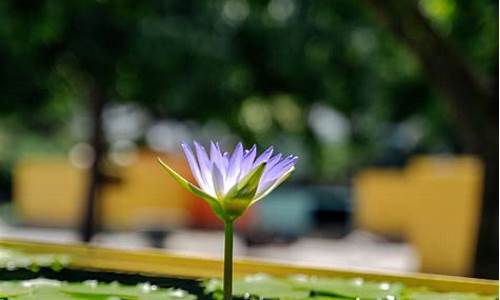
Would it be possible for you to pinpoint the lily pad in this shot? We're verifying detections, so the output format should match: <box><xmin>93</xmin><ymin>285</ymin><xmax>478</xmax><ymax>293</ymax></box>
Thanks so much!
<box><xmin>0</xmin><ymin>279</ymin><xmax>70</xmax><ymax>300</ymax></box>
<box><xmin>0</xmin><ymin>283</ymin><xmax>31</xmax><ymax>297</ymax></box>
<box><xmin>406</xmin><ymin>289</ymin><xmax>498</xmax><ymax>300</ymax></box>
<box><xmin>205</xmin><ymin>274</ymin><xmax>310</xmax><ymax>299</ymax></box>
<box><xmin>204</xmin><ymin>274</ymin><xmax>406</xmax><ymax>299</ymax></box>
<box><xmin>13</xmin><ymin>287</ymin><xmax>82</xmax><ymax>300</ymax></box>
<box><xmin>61</xmin><ymin>281</ymin><xmax>196</xmax><ymax>300</ymax></box>
<box><xmin>288</xmin><ymin>275</ymin><xmax>404</xmax><ymax>300</ymax></box>
<box><xmin>0</xmin><ymin>278</ymin><xmax>196</xmax><ymax>300</ymax></box>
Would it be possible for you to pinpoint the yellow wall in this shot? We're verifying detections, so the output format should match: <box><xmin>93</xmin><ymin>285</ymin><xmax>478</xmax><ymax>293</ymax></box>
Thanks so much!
<box><xmin>13</xmin><ymin>150</ymin><xmax>197</xmax><ymax>230</ymax></box>
<box><xmin>354</xmin><ymin>156</ymin><xmax>483</xmax><ymax>276</ymax></box>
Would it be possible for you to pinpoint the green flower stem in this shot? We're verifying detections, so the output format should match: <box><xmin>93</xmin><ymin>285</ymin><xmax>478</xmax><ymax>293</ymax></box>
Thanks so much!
<box><xmin>223</xmin><ymin>219</ymin><xmax>234</xmax><ymax>300</ymax></box>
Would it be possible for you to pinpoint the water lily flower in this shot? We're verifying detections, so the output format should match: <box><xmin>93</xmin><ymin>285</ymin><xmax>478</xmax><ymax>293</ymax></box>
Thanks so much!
<box><xmin>158</xmin><ymin>141</ymin><xmax>298</xmax><ymax>300</ymax></box>
<box><xmin>158</xmin><ymin>141</ymin><xmax>298</xmax><ymax>221</ymax></box>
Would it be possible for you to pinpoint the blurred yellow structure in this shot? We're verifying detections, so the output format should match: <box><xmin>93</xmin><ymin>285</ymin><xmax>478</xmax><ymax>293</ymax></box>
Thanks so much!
<box><xmin>355</xmin><ymin>156</ymin><xmax>483</xmax><ymax>277</ymax></box>
<box><xmin>14</xmin><ymin>150</ymin><xmax>197</xmax><ymax>230</ymax></box>
<box><xmin>15</xmin><ymin>152</ymin><xmax>484</xmax><ymax>276</ymax></box>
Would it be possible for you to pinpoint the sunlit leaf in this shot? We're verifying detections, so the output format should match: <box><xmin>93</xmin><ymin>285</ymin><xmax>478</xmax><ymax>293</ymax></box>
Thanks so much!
<box><xmin>204</xmin><ymin>274</ymin><xmax>310</xmax><ymax>299</ymax></box>
<box><xmin>223</xmin><ymin>163</ymin><xmax>266</xmax><ymax>218</ymax></box>
<box><xmin>0</xmin><ymin>279</ymin><xmax>196</xmax><ymax>300</ymax></box>
<box><xmin>406</xmin><ymin>289</ymin><xmax>498</xmax><ymax>300</ymax></box>
<box><xmin>158</xmin><ymin>158</ymin><xmax>225</xmax><ymax>219</ymax></box>
<box><xmin>289</xmin><ymin>275</ymin><xmax>404</xmax><ymax>299</ymax></box>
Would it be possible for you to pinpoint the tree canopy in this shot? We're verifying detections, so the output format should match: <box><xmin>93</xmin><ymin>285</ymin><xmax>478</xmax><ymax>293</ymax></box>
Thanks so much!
<box><xmin>0</xmin><ymin>0</ymin><xmax>496</xmax><ymax>180</ymax></box>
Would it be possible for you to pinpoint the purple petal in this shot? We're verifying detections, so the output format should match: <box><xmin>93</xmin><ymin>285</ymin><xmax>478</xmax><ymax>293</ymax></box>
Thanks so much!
<box><xmin>209</xmin><ymin>141</ymin><xmax>220</xmax><ymax>163</ymax></box>
<box><xmin>212</xmin><ymin>163</ymin><xmax>226</xmax><ymax>198</ymax></box>
<box><xmin>258</xmin><ymin>155</ymin><xmax>297</xmax><ymax>194</ymax></box>
<box><xmin>257</xmin><ymin>154</ymin><xmax>281</xmax><ymax>188</ymax></box>
<box><xmin>265</xmin><ymin>153</ymin><xmax>282</xmax><ymax>170</ymax></box>
<box><xmin>253</xmin><ymin>146</ymin><xmax>273</xmax><ymax>167</ymax></box>
<box><xmin>257</xmin><ymin>178</ymin><xmax>275</xmax><ymax>194</ymax></box>
<box><xmin>226</xmin><ymin>142</ymin><xmax>244</xmax><ymax>186</ymax></box>
<box><xmin>255</xmin><ymin>166</ymin><xmax>295</xmax><ymax>201</ymax></box>
<box><xmin>222</xmin><ymin>152</ymin><xmax>229</xmax><ymax>170</ymax></box>
<box><xmin>238</xmin><ymin>145</ymin><xmax>257</xmax><ymax>179</ymax></box>
<box><xmin>194</xmin><ymin>141</ymin><xmax>211</xmax><ymax>172</ymax></box>
<box><xmin>181</xmin><ymin>143</ymin><xmax>205</xmax><ymax>188</ymax></box>
<box><xmin>262</xmin><ymin>155</ymin><xmax>297</xmax><ymax>183</ymax></box>
<box><xmin>193</xmin><ymin>141</ymin><xmax>214</xmax><ymax>193</ymax></box>
<box><xmin>257</xmin><ymin>153</ymin><xmax>282</xmax><ymax>188</ymax></box>
<box><xmin>210</xmin><ymin>141</ymin><xmax>226</xmax><ymax>176</ymax></box>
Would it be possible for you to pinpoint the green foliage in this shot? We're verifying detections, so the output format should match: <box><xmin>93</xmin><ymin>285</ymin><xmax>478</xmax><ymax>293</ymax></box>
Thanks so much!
<box><xmin>0</xmin><ymin>0</ymin><xmax>497</xmax><ymax>181</ymax></box>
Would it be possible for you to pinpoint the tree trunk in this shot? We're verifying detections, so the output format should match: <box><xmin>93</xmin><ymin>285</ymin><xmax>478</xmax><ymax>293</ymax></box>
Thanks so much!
<box><xmin>80</xmin><ymin>87</ymin><xmax>107</xmax><ymax>243</ymax></box>
<box><xmin>361</xmin><ymin>0</ymin><xmax>498</xmax><ymax>278</ymax></box>
<box><xmin>474</xmin><ymin>147</ymin><xmax>499</xmax><ymax>278</ymax></box>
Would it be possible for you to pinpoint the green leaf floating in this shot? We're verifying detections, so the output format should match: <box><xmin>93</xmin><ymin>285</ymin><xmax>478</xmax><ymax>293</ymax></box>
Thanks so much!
<box><xmin>206</xmin><ymin>274</ymin><xmax>498</xmax><ymax>300</ymax></box>
<box><xmin>406</xmin><ymin>289</ymin><xmax>498</xmax><ymax>300</ymax></box>
<box><xmin>205</xmin><ymin>274</ymin><xmax>405</xmax><ymax>300</ymax></box>
<box><xmin>60</xmin><ymin>280</ymin><xmax>196</xmax><ymax>300</ymax></box>
<box><xmin>0</xmin><ymin>279</ymin><xmax>72</xmax><ymax>300</ymax></box>
<box><xmin>205</xmin><ymin>274</ymin><xmax>310</xmax><ymax>299</ymax></box>
<box><xmin>0</xmin><ymin>282</ymin><xmax>31</xmax><ymax>298</ymax></box>
<box><xmin>289</xmin><ymin>275</ymin><xmax>404</xmax><ymax>299</ymax></box>
<box><xmin>0</xmin><ymin>278</ymin><xmax>196</xmax><ymax>300</ymax></box>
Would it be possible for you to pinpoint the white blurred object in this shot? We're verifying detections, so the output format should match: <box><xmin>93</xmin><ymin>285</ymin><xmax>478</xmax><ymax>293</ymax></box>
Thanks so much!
<box><xmin>222</xmin><ymin>0</ymin><xmax>250</xmax><ymax>24</ymax></box>
<box><xmin>68</xmin><ymin>143</ymin><xmax>94</xmax><ymax>169</ymax></box>
<box><xmin>103</xmin><ymin>104</ymin><xmax>150</xmax><ymax>143</ymax></box>
<box><xmin>308</xmin><ymin>104</ymin><xmax>350</xmax><ymax>144</ymax></box>
<box><xmin>268</xmin><ymin>0</ymin><xmax>295</xmax><ymax>22</ymax></box>
<box><xmin>146</xmin><ymin>121</ymin><xmax>192</xmax><ymax>152</ymax></box>
<box><xmin>163</xmin><ymin>230</ymin><xmax>247</xmax><ymax>258</ymax></box>
<box><xmin>0</xmin><ymin>220</ymin><xmax>78</xmax><ymax>244</ymax></box>
<box><xmin>248</xmin><ymin>230</ymin><xmax>420</xmax><ymax>273</ymax></box>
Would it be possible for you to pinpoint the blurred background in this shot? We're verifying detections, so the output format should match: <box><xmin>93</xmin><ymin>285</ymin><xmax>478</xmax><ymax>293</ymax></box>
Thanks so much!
<box><xmin>0</xmin><ymin>0</ymin><xmax>497</xmax><ymax>279</ymax></box>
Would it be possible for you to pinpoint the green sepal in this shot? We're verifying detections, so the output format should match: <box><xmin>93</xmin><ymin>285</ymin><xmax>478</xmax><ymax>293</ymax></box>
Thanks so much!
<box><xmin>222</xmin><ymin>162</ymin><xmax>266</xmax><ymax>219</ymax></box>
<box><xmin>157</xmin><ymin>158</ymin><xmax>225</xmax><ymax>220</ymax></box>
